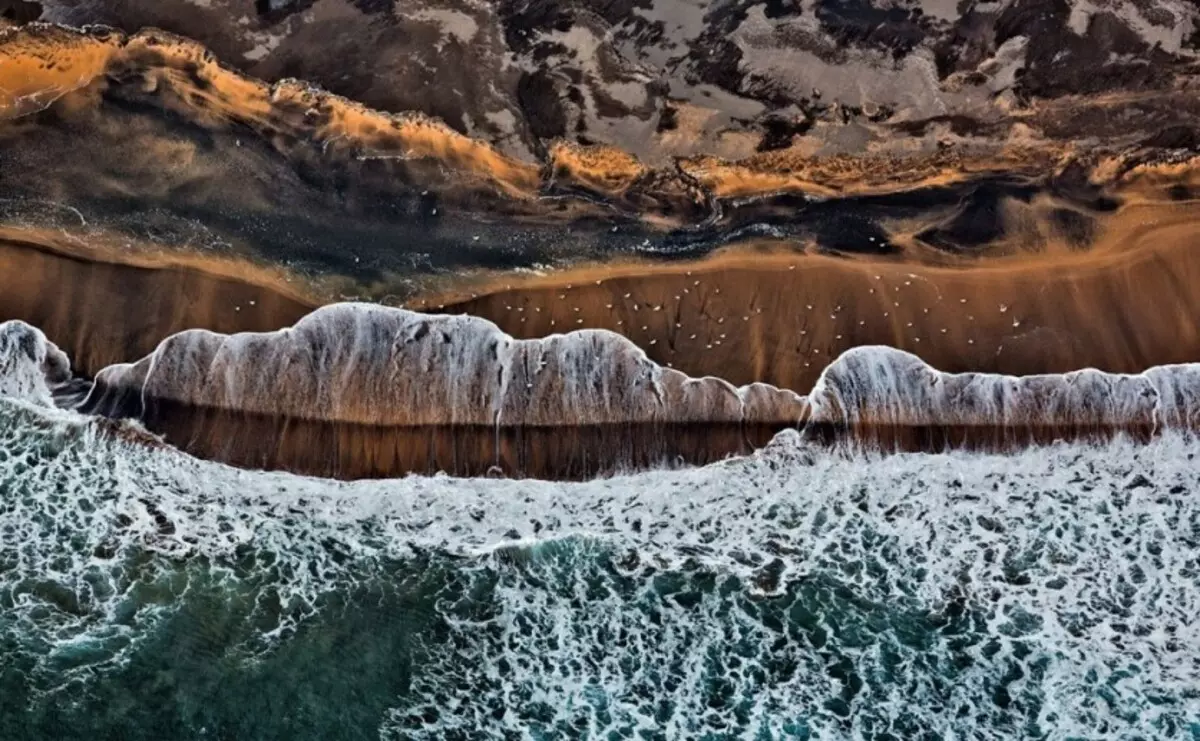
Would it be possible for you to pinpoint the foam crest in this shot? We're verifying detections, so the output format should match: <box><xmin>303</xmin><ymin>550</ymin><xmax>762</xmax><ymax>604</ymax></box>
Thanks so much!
<box><xmin>53</xmin><ymin>308</ymin><xmax>1200</xmax><ymax>477</ymax></box>
<box><xmin>0</xmin><ymin>320</ymin><xmax>70</xmax><ymax>406</ymax></box>
<box><xmin>809</xmin><ymin>345</ymin><xmax>1200</xmax><ymax>432</ymax></box>
<box><xmin>86</xmin><ymin>303</ymin><xmax>806</xmax><ymax>428</ymax></box>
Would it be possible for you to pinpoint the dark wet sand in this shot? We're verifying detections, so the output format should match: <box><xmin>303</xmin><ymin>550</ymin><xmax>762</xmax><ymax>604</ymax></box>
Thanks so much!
<box><xmin>804</xmin><ymin>422</ymin><xmax>1161</xmax><ymax>454</ymax></box>
<box><xmin>79</xmin><ymin>393</ymin><xmax>1177</xmax><ymax>481</ymax></box>
<box><xmin>81</xmin><ymin>396</ymin><xmax>793</xmax><ymax>480</ymax></box>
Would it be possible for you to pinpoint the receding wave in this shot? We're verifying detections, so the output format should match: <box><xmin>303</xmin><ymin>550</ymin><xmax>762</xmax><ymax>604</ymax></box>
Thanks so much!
<box><xmin>0</xmin><ymin>319</ymin><xmax>70</xmax><ymax>405</ymax></box>
<box><xmin>806</xmin><ymin>345</ymin><xmax>1200</xmax><ymax>449</ymax></box>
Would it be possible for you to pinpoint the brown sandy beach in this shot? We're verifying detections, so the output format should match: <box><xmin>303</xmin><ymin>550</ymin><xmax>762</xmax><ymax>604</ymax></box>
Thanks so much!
<box><xmin>0</xmin><ymin>227</ymin><xmax>317</xmax><ymax>376</ymax></box>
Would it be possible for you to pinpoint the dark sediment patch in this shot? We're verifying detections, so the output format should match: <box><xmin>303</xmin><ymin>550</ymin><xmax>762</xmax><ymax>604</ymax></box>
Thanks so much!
<box><xmin>1166</xmin><ymin>184</ymin><xmax>1194</xmax><ymax>201</ymax></box>
<box><xmin>1142</xmin><ymin>125</ymin><xmax>1200</xmax><ymax>152</ymax></box>
<box><xmin>756</xmin><ymin>114</ymin><xmax>814</xmax><ymax>153</ymax></box>
<box><xmin>810</xmin><ymin>213</ymin><xmax>894</xmax><ymax>254</ymax></box>
<box><xmin>0</xmin><ymin>1</ymin><xmax>41</xmax><ymax>24</ymax></box>
<box><xmin>997</xmin><ymin>2</ymin><xmax>1176</xmax><ymax>101</ymax></box>
<box><xmin>813</xmin><ymin>0</ymin><xmax>930</xmax><ymax>59</ymax></box>
<box><xmin>517</xmin><ymin>67</ymin><xmax>568</xmax><ymax>142</ymax></box>
<box><xmin>1047</xmin><ymin>208</ymin><xmax>1097</xmax><ymax>249</ymax></box>
<box><xmin>915</xmin><ymin>182</ymin><xmax>1038</xmax><ymax>252</ymax></box>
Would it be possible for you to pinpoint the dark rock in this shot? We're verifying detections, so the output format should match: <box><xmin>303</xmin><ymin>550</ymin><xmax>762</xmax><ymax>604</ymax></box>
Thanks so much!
<box><xmin>517</xmin><ymin>68</ymin><xmax>567</xmax><ymax>141</ymax></box>
<box><xmin>1124</xmin><ymin>474</ymin><xmax>1153</xmax><ymax>490</ymax></box>
<box><xmin>815</xmin><ymin>0</ymin><xmax>931</xmax><ymax>59</ymax></box>
<box><xmin>917</xmin><ymin>182</ymin><xmax>1036</xmax><ymax>252</ymax></box>
<box><xmin>0</xmin><ymin>0</ymin><xmax>41</xmax><ymax>22</ymax></box>
<box><xmin>1142</xmin><ymin>126</ymin><xmax>1200</xmax><ymax>151</ymax></box>
<box><xmin>756</xmin><ymin>114</ymin><xmax>814</xmax><ymax>152</ymax></box>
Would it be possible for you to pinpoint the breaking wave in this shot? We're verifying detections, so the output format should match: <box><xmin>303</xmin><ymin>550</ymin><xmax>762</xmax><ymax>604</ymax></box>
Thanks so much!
<box><xmin>59</xmin><ymin>302</ymin><xmax>1200</xmax><ymax>478</ymax></box>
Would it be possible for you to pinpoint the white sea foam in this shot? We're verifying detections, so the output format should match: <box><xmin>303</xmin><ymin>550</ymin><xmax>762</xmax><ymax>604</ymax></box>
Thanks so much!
<box><xmin>1</xmin><ymin>395</ymin><xmax>1199</xmax><ymax>738</ymax></box>
<box><xmin>5</xmin><ymin>317</ymin><xmax>1200</xmax><ymax>737</ymax></box>
<box><xmin>0</xmin><ymin>320</ymin><xmax>70</xmax><ymax>407</ymax></box>
<box><xmin>81</xmin><ymin>305</ymin><xmax>1200</xmax><ymax>448</ymax></box>
<box><xmin>810</xmin><ymin>345</ymin><xmax>1200</xmax><ymax>429</ymax></box>
<box><xmin>85</xmin><ymin>303</ymin><xmax>807</xmax><ymax>428</ymax></box>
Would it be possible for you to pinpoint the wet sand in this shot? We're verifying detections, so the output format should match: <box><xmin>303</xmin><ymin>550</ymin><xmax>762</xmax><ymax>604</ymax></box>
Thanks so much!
<box><xmin>83</xmin><ymin>401</ymin><xmax>790</xmax><ymax>480</ymax></box>
<box><xmin>802</xmin><ymin>422</ymin><xmax>1162</xmax><ymax>453</ymax></box>
<box><xmin>430</xmin><ymin>197</ymin><xmax>1200</xmax><ymax>391</ymax></box>
<box><xmin>0</xmin><ymin>230</ymin><xmax>316</xmax><ymax>376</ymax></box>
